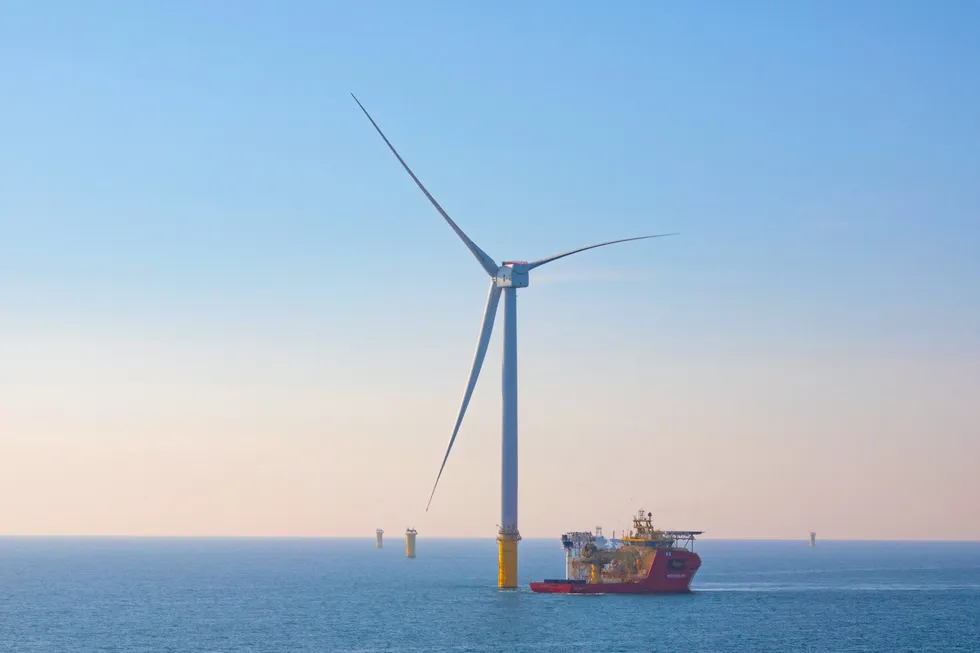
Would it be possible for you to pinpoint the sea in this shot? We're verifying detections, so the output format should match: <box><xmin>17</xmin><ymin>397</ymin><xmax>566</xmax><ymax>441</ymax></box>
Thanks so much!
<box><xmin>1</xmin><ymin>537</ymin><xmax>978</xmax><ymax>652</ymax></box>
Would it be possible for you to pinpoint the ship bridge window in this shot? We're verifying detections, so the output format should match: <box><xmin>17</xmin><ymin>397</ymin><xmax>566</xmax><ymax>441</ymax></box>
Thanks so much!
<box><xmin>667</xmin><ymin>558</ymin><xmax>686</xmax><ymax>570</ymax></box>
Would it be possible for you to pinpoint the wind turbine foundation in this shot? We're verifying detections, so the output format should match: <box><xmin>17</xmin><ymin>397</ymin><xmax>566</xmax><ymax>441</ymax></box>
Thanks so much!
<box><xmin>497</xmin><ymin>530</ymin><xmax>521</xmax><ymax>588</ymax></box>
<box><xmin>406</xmin><ymin>528</ymin><xmax>417</xmax><ymax>558</ymax></box>
<box><xmin>376</xmin><ymin>528</ymin><xmax>384</xmax><ymax>548</ymax></box>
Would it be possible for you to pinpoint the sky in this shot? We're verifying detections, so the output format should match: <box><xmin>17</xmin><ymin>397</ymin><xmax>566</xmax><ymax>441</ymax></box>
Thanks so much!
<box><xmin>1</xmin><ymin>0</ymin><xmax>978</xmax><ymax>540</ymax></box>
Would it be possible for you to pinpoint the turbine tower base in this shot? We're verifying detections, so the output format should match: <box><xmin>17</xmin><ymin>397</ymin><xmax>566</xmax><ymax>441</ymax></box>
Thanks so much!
<box><xmin>497</xmin><ymin>528</ymin><xmax>521</xmax><ymax>589</ymax></box>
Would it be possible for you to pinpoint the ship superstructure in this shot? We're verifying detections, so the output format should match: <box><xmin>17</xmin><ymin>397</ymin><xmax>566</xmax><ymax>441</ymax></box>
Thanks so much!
<box><xmin>531</xmin><ymin>510</ymin><xmax>703</xmax><ymax>594</ymax></box>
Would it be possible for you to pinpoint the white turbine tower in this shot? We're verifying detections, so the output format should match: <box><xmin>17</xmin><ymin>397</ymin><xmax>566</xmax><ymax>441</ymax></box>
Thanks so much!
<box><xmin>353</xmin><ymin>94</ymin><xmax>676</xmax><ymax>588</ymax></box>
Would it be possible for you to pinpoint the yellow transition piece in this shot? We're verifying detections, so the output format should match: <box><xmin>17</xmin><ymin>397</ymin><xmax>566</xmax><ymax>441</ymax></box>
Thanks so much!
<box><xmin>497</xmin><ymin>531</ymin><xmax>521</xmax><ymax>589</ymax></box>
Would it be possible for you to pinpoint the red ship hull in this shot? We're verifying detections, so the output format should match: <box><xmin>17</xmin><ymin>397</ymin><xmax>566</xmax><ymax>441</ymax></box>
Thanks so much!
<box><xmin>530</xmin><ymin>549</ymin><xmax>701</xmax><ymax>594</ymax></box>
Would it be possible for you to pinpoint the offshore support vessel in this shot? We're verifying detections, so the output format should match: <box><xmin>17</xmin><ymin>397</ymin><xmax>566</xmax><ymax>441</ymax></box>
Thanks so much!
<box><xmin>530</xmin><ymin>510</ymin><xmax>703</xmax><ymax>594</ymax></box>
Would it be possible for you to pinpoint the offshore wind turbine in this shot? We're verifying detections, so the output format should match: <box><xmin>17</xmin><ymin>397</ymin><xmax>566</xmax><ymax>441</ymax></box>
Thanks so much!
<box><xmin>352</xmin><ymin>94</ymin><xmax>676</xmax><ymax>588</ymax></box>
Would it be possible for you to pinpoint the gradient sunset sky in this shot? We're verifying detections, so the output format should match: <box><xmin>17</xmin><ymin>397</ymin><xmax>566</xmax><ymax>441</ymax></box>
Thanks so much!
<box><xmin>2</xmin><ymin>1</ymin><xmax>978</xmax><ymax>539</ymax></box>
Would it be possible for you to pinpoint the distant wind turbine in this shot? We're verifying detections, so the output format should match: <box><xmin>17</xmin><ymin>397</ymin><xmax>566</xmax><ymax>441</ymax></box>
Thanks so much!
<box><xmin>352</xmin><ymin>94</ymin><xmax>677</xmax><ymax>589</ymax></box>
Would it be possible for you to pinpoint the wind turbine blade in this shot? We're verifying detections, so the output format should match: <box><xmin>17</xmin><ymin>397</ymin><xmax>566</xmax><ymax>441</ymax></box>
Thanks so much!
<box><xmin>426</xmin><ymin>281</ymin><xmax>502</xmax><ymax>511</ymax></box>
<box><xmin>526</xmin><ymin>233</ymin><xmax>678</xmax><ymax>270</ymax></box>
<box><xmin>351</xmin><ymin>94</ymin><xmax>498</xmax><ymax>277</ymax></box>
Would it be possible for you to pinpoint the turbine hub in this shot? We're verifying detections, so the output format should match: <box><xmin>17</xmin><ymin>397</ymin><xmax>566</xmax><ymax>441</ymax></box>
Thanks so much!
<box><xmin>495</xmin><ymin>262</ymin><xmax>529</xmax><ymax>288</ymax></box>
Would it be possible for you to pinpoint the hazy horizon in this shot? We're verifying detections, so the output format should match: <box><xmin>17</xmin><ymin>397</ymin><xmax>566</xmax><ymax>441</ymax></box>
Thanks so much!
<box><xmin>2</xmin><ymin>2</ymin><xmax>978</xmax><ymax>540</ymax></box>
<box><xmin>2</xmin><ymin>535</ymin><xmax>979</xmax><ymax>543</ymax></box>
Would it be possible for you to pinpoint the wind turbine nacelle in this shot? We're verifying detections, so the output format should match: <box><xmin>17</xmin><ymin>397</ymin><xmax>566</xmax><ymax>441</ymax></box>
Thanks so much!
<box><xmin>495</xmin><ymin>262</ymin><xmax>529</xmax><ymax>288</ymax></box>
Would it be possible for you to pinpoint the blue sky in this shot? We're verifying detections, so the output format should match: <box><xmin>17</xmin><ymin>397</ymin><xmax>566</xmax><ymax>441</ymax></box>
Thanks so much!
<box><xmin>1</xmin><ymin>1</ymin><xmax>978</xmax><ymax>537</ymax></box>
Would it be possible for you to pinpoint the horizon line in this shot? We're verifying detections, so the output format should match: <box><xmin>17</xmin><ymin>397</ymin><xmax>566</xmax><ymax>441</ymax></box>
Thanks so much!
<box><xmin>2</xmin><ymin>534</ymin><xmax>978</xmax><ymax>543</ymax></box>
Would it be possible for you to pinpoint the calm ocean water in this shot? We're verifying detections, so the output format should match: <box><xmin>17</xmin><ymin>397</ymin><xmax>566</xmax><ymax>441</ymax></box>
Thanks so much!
<box><xmin>1</xmin><ymin>537</ymin><xmax>977</xmax><ymax>652</ymax></box>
